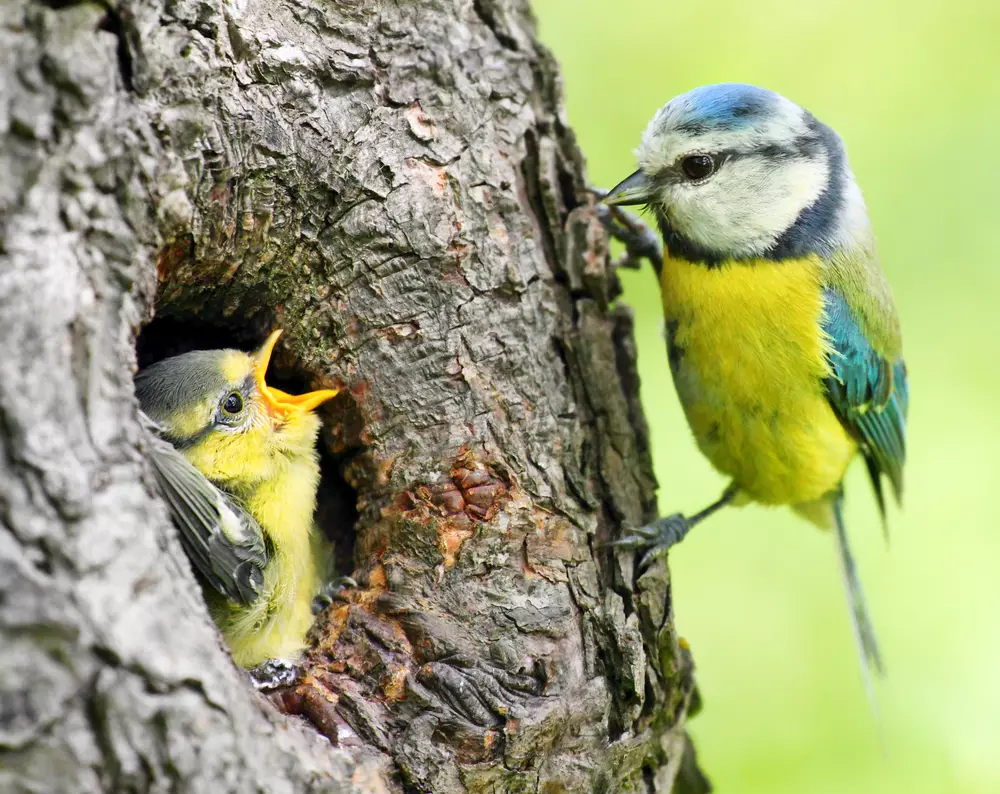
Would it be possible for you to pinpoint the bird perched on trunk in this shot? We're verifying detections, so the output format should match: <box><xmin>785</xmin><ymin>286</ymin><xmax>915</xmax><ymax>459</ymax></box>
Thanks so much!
<box><xmin>135</xmin><ymin>330</ymin><xmax>339</xmax><ymax>669</ymax></box>
<box><xmin>603</xmin><ymin>83</ymin><xmax>908</xmax><ymax>699</ymax></box>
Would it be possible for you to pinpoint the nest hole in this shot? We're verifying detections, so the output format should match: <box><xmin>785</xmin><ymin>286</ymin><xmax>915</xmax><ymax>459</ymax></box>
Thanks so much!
<box><xmin>136</xmin><ymin>315</ymin><xmax>260</xmax><ymax>367</ymax></box>
<box><xmin>315</xmin><ymin>444</ymin><xmax>361</xmax><ymax>580</ymax></box>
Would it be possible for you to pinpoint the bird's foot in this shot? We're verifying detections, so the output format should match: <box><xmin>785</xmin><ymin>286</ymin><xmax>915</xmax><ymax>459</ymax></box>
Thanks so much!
<box><xmin>591</xmin><ymin>192</ymin><xmax>663</xmax><ymax>271</ymax></box>
<box><xmin>311</xmin><ymin>575</ymin><xmax>357</xmax><ymax>615</ymax></box>
<box><xmin>607</xmin><ymin>513</ymin><xmax>693</xmax><ymax>572</ymax></box>
<box><xmin>249</xmin><ymin>658</ymin><xmax>302</xmax><ymax>691</ymax></box>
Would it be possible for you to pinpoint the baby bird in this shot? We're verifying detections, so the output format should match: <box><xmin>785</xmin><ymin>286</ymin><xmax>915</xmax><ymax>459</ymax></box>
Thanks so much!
<box><xmin>604</xmin><ymin>84</ymin><xmax>908</xmax><ymax>695</ymax></box>
<box><xmin>136</xmin><ymin>330</ymin><xmax>338</xmax><ymax>669</ymax></box>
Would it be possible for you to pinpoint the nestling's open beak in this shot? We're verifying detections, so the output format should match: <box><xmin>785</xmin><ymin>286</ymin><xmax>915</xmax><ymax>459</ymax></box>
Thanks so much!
<box><xmin>602</xmin><ymin>169</ymin><xmax>655</xmax><ymax>207</ymax></box>
<box><xmin>254</xmin><ymin>329</ymin><xmax>340</xmax><ymax>417</ymax></box>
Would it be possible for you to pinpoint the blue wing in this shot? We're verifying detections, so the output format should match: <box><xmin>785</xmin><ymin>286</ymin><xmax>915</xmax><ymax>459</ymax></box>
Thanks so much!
<box><xmin>822</xmin><ymin>289</ymin><xmax>908</xmax><ymax>519</ymax></box>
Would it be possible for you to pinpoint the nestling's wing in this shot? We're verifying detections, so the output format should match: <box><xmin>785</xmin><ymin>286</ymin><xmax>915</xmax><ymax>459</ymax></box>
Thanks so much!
<box><xmin>143</xmin><ymin>417</ymin><xmax>267</xmax><ymax>604</ymax></box>
<box><xmin>822</xmin><ymin>288</ymin><xmax>908</xmax><ymax>517</ymax></box>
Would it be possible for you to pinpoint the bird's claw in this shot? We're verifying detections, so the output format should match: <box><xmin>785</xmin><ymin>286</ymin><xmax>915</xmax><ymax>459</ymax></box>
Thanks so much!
<box><xmin>590</xmin><ymin>192</ymin><xmax>663</xmax><ymax>271</ymax></box>
<box><xmin>608</xmin><ymin>513</ymin><xmax>692</xmax><ymax>572</ymax></box>
<box><xmin>603</xmin><ymin>522</ymin><xmax>662</xmax><ymax>548</ymax></box>
<box><xmin>311</xmin><ymin>575</ymin><xmax>358</xmax><ymax>615</ymax></box>
<box><xmin>249</xmin><ymin>658</ymin><xmax>302</xmax><ymax>691</ymax></box>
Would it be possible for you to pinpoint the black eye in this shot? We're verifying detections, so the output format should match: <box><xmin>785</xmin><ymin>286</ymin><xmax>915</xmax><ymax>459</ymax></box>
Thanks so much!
<box><xmin>222</xmin><ymin>392</ymin><xmax>244</xmax><ymax>415</ymax></box>
<box><xmin>681</xmin><ymin>154</ymin><xmax>717</xmax><ymax>181</ymax></box>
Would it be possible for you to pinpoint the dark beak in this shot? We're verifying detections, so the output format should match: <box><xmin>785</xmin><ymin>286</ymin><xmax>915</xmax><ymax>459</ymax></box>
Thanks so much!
<box><xmin>602</xmin><ymin>169</ymin><xmax>655</xmax><ymax>206</ymax></box>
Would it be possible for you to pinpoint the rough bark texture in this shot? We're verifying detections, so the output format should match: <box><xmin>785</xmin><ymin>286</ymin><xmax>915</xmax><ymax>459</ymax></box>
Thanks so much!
<box><xmin>0</xmin><ymin>1</ymin><xmax>709</xmax><ymax>792</ymax></box>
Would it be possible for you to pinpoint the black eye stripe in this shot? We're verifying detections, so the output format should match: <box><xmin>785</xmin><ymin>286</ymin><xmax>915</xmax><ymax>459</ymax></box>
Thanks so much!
<box><xmin>668</xmin><ymin>143</ymin><xmax>813</xmax><ymax>183</ymax></box>
<box><xmin>660</xmin><ymin>151</ymin><xmax>732</xmax><ymax>184</ymax></box>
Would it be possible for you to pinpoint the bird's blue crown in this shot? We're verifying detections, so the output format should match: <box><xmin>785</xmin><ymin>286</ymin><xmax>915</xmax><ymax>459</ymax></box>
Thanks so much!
<box><xmin>668</xmin><ymin>83</ymin><xmax>784</xmax><ymax>134</ymax></box>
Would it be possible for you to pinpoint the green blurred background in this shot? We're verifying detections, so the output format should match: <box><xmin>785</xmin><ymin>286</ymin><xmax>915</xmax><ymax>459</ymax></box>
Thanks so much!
<box><xmin>534</xmin><ymin>1</ymin><xmax>1000</xmax><ymax>791</ymax></box>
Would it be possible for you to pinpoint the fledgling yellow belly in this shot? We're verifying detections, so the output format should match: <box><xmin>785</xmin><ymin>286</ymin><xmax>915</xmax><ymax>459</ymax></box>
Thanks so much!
<box><xmin>211</xmin><ymin>460</ymin><xmax>321</xmax><ymax>668</ymax></box>
<box><xmin>661</xmin><ymin>252</ymin><xmax>856</xmax><ymax>506</ymax></box>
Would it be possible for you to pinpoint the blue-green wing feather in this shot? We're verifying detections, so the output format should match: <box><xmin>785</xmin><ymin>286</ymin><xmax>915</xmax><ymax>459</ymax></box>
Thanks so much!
<box><xmin>822</xmin><ymin>288</ymin><xmax>908</xmax><ymax>515</ymax></box>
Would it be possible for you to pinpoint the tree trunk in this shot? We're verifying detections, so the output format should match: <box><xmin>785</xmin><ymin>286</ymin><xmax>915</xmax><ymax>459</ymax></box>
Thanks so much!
<box><xmin>0</xmin><ymin>1</ymin><xmax>709</xmax><ymax>791</ymax></box>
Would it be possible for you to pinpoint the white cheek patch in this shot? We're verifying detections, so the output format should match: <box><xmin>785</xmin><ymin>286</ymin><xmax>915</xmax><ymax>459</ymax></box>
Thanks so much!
<box><xmin>664</xmin><ymin>154</ymin><xmax>830</xmax><ymax>257</ymax></box>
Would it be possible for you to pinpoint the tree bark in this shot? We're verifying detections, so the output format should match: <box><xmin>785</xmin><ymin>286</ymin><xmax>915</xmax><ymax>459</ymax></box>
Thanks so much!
<box><xmin>0</xmin><ymin>1</ymin><xmax>709</xmax><ymax>792</ymax></box>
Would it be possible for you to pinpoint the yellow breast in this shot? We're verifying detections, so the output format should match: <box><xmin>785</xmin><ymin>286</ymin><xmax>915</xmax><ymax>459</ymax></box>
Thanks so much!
<box><xmin>191</xmin><ymin>415</ymin><xmax>323</xmax><ymax>668</ymax></box>
<box><xmin>207</xmin><ymin>460</ymin><xmax>320</xmax><ymax>668</ymax></box>
<box><xmin>661</xmin><ymin>251</ymin><xmax>856</xmax><ymax>506</ymax></box>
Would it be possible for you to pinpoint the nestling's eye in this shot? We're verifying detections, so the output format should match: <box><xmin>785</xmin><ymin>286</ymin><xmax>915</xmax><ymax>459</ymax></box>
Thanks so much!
<box><xmin>222</xmin><ymin>392</ymin><xmax>244</xmax><ymax>415</ymax></box>
<box><xmin>681</xmin><ymin>154</ymin><xmax>717</xmax><ymax>181</ymax></box>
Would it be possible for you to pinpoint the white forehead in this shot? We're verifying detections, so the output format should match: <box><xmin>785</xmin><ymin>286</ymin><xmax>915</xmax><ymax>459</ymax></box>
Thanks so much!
<box><xmin>637</xmin><ymin>88</ymin><xmax>814</xmax><ymax>173</ymax></box>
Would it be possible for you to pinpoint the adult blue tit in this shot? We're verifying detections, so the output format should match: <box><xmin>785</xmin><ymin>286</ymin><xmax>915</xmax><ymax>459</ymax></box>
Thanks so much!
<box><xmin>604</xmin><ymin>83</ymin><xmax>908</xmax><ymax>694</ymax></box>
<box><xmin>135</xmin><ymin>330</ymin><xmax>339</xmax><ymax>668</ymax></box>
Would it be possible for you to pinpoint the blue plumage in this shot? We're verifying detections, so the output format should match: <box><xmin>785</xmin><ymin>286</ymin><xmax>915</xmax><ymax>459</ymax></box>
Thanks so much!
<box><xmin>672</xmin><ymin>83</ymin><xmax>780</xmax><ymax>133</ymax></box>
<box><xmin>822</xmin><ymin>288</ymin><xmax>908</xmax><ymax>515</ymax></box>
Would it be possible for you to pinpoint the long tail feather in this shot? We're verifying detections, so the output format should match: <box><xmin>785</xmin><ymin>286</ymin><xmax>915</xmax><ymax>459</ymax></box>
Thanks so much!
<box><xmin>832</xmin><ymin>495</ymin><xmax>885</xmax><ymax>726</ymax></box>
<box><xmin>863</xmin><ymin>456</ymin><xmax>890</xmax><ymax>545</ymax></box>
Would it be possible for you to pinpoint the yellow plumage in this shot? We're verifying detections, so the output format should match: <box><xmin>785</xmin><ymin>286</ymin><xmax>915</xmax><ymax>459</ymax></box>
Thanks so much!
<box><xmin>661</xmin><ymin>251</ymin><xmax>856</xmax><ymax>512</ymax></box>
<box><xmin>189</xmin><ymin>403</ymin><xmax>324</xmax><ymax>668</ymax></box>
